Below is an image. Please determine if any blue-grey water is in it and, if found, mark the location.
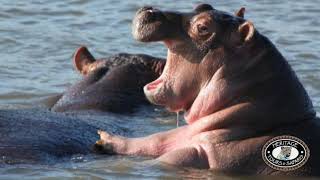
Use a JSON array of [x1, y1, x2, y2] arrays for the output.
[[0, 0, 319, 179]]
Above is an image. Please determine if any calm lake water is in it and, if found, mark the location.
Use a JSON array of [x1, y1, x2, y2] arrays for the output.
[[0, 0, 319, 179]]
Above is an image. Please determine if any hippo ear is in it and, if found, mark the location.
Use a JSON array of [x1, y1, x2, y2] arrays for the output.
[[235, 7, 245, 18], [73, 46, 96, 75], [238, 21, 255, 43]]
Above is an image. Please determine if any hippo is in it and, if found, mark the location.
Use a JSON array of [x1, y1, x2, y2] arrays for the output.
[[51, 46, 165, 113], [0, 47, 165, 164], [95, 4, 320, 176]]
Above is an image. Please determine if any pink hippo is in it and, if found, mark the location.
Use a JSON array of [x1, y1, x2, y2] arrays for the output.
[[95, 4, 320, 176]]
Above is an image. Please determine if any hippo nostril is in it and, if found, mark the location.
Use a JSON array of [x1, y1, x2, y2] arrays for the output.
[[145, 11, 156, 21], [136, 6, 160, 22], [142, 6, 153, 11], [137, 6, 153, 14]]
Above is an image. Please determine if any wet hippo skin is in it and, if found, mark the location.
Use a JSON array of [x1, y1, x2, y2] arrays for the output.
[[51, 46, 165, 113], [95, 4, 320, 176], [0, 108, 128, 164]]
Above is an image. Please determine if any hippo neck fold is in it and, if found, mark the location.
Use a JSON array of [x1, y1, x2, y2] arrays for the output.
[[184, 32, 315, 134]]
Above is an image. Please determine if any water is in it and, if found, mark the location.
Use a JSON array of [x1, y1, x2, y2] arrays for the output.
[[0, 0, 319, 179]]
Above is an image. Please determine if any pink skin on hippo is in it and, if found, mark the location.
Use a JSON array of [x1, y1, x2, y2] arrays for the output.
[[95, 4, 320, 175]]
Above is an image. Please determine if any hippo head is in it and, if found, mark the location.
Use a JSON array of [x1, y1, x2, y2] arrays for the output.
[[52, 47, 165, 113], [133, 4, 257, 123]]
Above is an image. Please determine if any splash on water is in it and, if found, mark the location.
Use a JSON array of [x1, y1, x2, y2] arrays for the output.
[[176, 111, 180, 127]]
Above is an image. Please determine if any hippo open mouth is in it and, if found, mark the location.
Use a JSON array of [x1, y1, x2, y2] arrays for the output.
[[132, 4, 229, 118]]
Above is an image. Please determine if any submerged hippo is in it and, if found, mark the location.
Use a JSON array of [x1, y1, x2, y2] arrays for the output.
[[52, 46, 165, 112], [95, 4, 320, 176]]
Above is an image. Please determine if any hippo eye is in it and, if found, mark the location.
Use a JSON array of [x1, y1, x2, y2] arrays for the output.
[[197, 24, 209, 36]]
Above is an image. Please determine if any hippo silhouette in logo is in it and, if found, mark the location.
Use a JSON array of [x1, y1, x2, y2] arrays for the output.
[[277, 147, 292, 160]]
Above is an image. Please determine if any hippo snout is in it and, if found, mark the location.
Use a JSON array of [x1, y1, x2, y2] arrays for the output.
[[132, 7, 181, 42]]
